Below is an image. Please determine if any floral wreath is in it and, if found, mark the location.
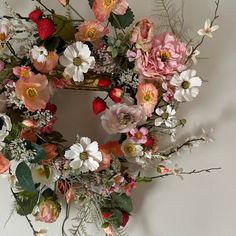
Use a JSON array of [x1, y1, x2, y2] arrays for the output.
[[0, 0, 220, 235]]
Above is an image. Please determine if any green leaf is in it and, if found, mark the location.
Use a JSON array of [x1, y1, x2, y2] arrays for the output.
[[42, 188, 57, 201], [29, 143, 45, 164], [111, 209, 123, 228], [53, 14, 75, 41], [136, 176, 153, 183], [16, 191, 39, 216], [111, 193, 133, 213], [44, 37, 60, 51], [88, 0, 94, 8], [109, 8, 134, 29], [15, 162, 36, 193]]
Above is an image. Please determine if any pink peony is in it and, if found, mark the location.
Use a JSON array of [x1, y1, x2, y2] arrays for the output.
[[92, 0, 128, 22], [129, 127, 149, 144], [101, 103, 146, 134], [75, 20, 109, 43], [33, 51, 59, 74], [136, 83, 158, 117], [135, 32, 187, 79], [0, 153, 10, 174], [36, 200, 61, 223], [15, 73, 50, 112], [130, 18, 154, 51], [13, 66, 33, 80]]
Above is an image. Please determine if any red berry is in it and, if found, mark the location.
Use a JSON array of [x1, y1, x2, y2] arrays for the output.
[[92, 97, 107, 115], [109, 87, 123, 103], [144, 137, 154, 147], [98, 78, 111, 88], [37, 18, 56, 40], [102, 212, 112, 219], [57, 179, 70, 194], [121, 211, 129, 227], [29, 9, 43, 23]]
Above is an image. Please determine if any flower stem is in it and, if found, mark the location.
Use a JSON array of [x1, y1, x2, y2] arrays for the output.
[[32, 0, 53, 13], [68, 4, 85, 21]]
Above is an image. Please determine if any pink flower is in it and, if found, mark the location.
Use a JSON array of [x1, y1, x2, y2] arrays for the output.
[[123, 179, 136, 196], [136, 83, 158, 117], [15, 73, 50, 112], [130, 18, 154, 51], [127, 49, 141, 62], [101, 103, 146, 134], [75, 20, 109, 43], [162, 81, 175, 103], [0, 153, 10, 174], [129, 127, 149, 144], [0, 22, 10, 42], [36, 200, 61, 223], [0, 60, 5, 72], [135, 32, 187, 79], [33, 51, 59, 74], [13, 66, 33, 80], [92, 0, 128, 22]]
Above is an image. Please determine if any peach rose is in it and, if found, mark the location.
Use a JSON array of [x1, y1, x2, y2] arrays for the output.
[[0, 153, 10, 174]]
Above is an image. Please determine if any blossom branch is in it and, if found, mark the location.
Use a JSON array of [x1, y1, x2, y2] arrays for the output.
[[185, 0, 220, 64], [150, 167, 221, 180]]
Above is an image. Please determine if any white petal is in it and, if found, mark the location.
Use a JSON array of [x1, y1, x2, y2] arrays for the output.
[[86, 141, 98, 153], [85, 158, 99, 171], [64, 64, 76, 77], [77, 43, 91, 59], [59, 55, 72, 67], [70, 143, 84, 155], [211, 25, 219, 32], [73, 68, 84, 82], [155, 108, 163, 116], [170, 75, 182, 86], [189, 77, 202, 88], [154, 117, 163, 126], [204, 19, 211, 29], [80, 137, 91, 149], [174, 89, 184, 102], [166, 105, 172, 114], [64, 45, 77, 59], [70, 158, 83, 169], [89, 151, 102, 162], [65, 149, 78, 160], [190, 87, 199, 98], [197, 29, 205, 36]]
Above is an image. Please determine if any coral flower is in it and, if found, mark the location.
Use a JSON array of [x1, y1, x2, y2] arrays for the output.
[[100, 141, 123, 158], [33, 51, 59, 74], [136, 83, 158, 117], [0, 153, 10, 174], [92, 0, 128, 22], [13, 66, 33, 80], [15, 74, 50, 112], [41, 143, 58, 165], [75, 20, 109, 42]]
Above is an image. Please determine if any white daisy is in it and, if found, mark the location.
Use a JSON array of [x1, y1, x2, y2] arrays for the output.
[[0, 113, 12, 144], [65, 137, 102, 172], [170, 69, 202, 102], [59, 42, 95, 82], [197, 19, 219, 38], [155, 105, 176, 127], [30, 46, 48, 63]]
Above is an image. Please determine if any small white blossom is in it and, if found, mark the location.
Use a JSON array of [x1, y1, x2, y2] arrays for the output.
[[65, 137, 102, 172], [170, 70, 202, 102], [155, 105, 176, 127], [60, 42, 95, 82], [0, 113, 12, 147], [36, 229, 48, 236], [31, 45, 48, 63], [198, 19, 219, 38]]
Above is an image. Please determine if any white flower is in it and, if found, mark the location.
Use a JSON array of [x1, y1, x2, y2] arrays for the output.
[[170, 70, 202, 102], [36, 229, 48, 236], [0, 113, 12, 144], [32, 165, 55, 187], [31, 46, 48, 63], [188, 47, 200, 65], [121, 139, 143, 158], [155, 105, 176, 127], [197, 19, 219, 38], [59, 42, 95, 82], [65, 137, 102, 172]]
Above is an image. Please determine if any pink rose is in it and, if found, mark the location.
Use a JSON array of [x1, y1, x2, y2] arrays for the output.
[[36, 200, 61, 223], [130, 19, 154, 51], [135, 32, 187, 79], [0, 153, 10, 174]]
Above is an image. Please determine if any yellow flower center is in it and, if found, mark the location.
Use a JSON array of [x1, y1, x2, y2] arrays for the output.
[[20, 70, 29, 78], [37, 167, 46, 177], [25, 88, 38, 99], [103, 0, 114, 7], [73, 57, 82, 66], [86, 28, 97, 40], [181, 81, 190, 89], [80, 152, 89, 161], [143, 91, 153, 102], [135, 132, 143, 140], [124, 143, 136, 157], [159, 50, 171, 62], [161, 112, 169, 120], [0, 33, 7, 41]]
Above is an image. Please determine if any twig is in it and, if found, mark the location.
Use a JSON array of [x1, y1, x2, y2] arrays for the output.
[[150, 167, 221, 179], [62, 203, 70, 236], [6, 42, 22, 60], [185, 0, 220, 64], [32, 0, 53, 13], [68, 4, 85, 21]]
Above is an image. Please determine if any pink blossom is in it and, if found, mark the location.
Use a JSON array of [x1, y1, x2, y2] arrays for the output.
[[0, 60, 5, 72], [135, 32, 187, 79], [124, 179, 136, 196], [127, 49, 141, 62], [129, 127, 149, 144], [13, 66, 33, 80], [130, 18, 154, 51], [162, 81, 175, 103]]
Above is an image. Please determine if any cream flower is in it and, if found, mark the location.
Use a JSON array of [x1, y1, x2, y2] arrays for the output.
[[155, 105, 176, 127], [170, 70, 202, 102], [121, 139, 143, 158], [197, 19, 219, 38], [59, 42, 95, 82], [0, 113, 12, 143], [31, 46, 48, 63], [36, 229, 48, 236], [32, 165, 55, 186], [65, 137, 102, 172]]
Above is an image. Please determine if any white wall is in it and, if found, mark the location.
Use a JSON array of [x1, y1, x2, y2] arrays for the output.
[[0, 0, 236, 236]]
